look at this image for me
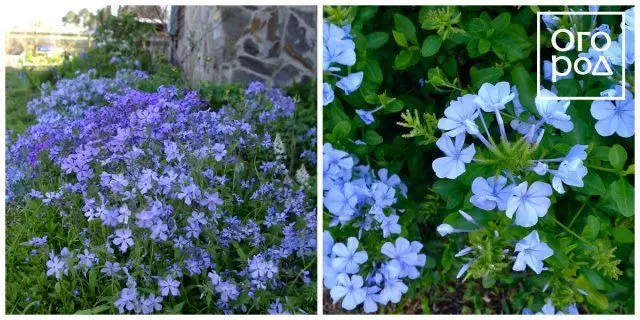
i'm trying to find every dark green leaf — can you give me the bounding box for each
[394,14,418,45]
[610,179,634,217]
[470,66,503,90]
[511,64,537,115]
[608,144,627,171]
[365,32,389,49]
[421,35,442,57]
[363,130,383,145]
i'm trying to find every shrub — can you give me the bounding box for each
[323,5,634,314]
[6,76,317,314]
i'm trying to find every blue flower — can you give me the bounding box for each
[330,273,366,311]
[522,300,579,315]
[541,14,559,32]
[363,286,381,313]
[535,89,573,132]
[473,82,514,112]
[159,276,180,296]
[590,86,634,137]
[378,268,408,305]
[323,82,334,106]
[549,159,588,194]
[46,253,66,280]
[378,214,401,238]
[512,230,554,274]
[323,24,356,71]
[624,7,634,33]
[331,237,368,274]
[323,143,354,190]
[324,183,358,224]
[470,176,513,211]
[112,228,134,253]
[336,72,364,95]
[432,133,475,179]
[506,181,552,227]
[371,181,397,208]
[381,237,426,279]
[355,106,383,125]
[438,94,480,136]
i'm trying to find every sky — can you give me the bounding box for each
[3,3,110,29]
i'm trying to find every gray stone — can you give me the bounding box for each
[273,64,299,87]
[243,38,259,56]
[232,68,266,84]
[238,55,276,76]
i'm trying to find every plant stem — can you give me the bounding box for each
[586,164,619,174]
[567,201,588,228]
[550,216,593,249]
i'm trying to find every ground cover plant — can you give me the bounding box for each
[323,5,634,314]
[5,12,317,315]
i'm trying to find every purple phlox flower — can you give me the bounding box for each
[113,228,134,253]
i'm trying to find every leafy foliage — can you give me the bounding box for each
[323,5,634,314]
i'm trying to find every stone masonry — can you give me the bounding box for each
[168,6,316,88]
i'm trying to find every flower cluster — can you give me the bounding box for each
[323,21,364,106]
[26,68,148,124]
[433,81,589,309]
[323,143,425,313]
[7,79,316,314]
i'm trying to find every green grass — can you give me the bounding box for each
[5,67,47,135]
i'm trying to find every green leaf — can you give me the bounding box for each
[363,130,383,145]
[581,215,600,240]
[612,227,634,244]
[75,305,112,315]
[365,32,389,49]
[363,59,383,84]
[467,18,489,38]
[394,13,418,45]
[492,12,511,34]
[477,38,491,54]
[393,49,419,70]
[433,179,467,209]
[482,273,496,288]
[579,171,606,196]
[384,98,404,114]
[610,179,634,217]
[511,64,537,115]
[608,144,627,171]
[392,30,408,47]
[332,120,351,140]
[470,66,503,90]
[421,35,442,57]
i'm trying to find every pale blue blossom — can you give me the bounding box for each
[355,106,383,125]
[336,72,364,95]
[590,86,634,137]
[331,237,368,274]
[432,133,475,179]
[324,183,358,224]
[513,230,554,274]
[473,82,514,112]
[535,89,573,132]
[470,176,513,211]
[330,273,366,310]
[381,237,426,279]
[323,82,334,106]
[438,94,480,136]
[506,181,552,227]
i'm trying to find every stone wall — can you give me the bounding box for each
[168,6,316,88]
